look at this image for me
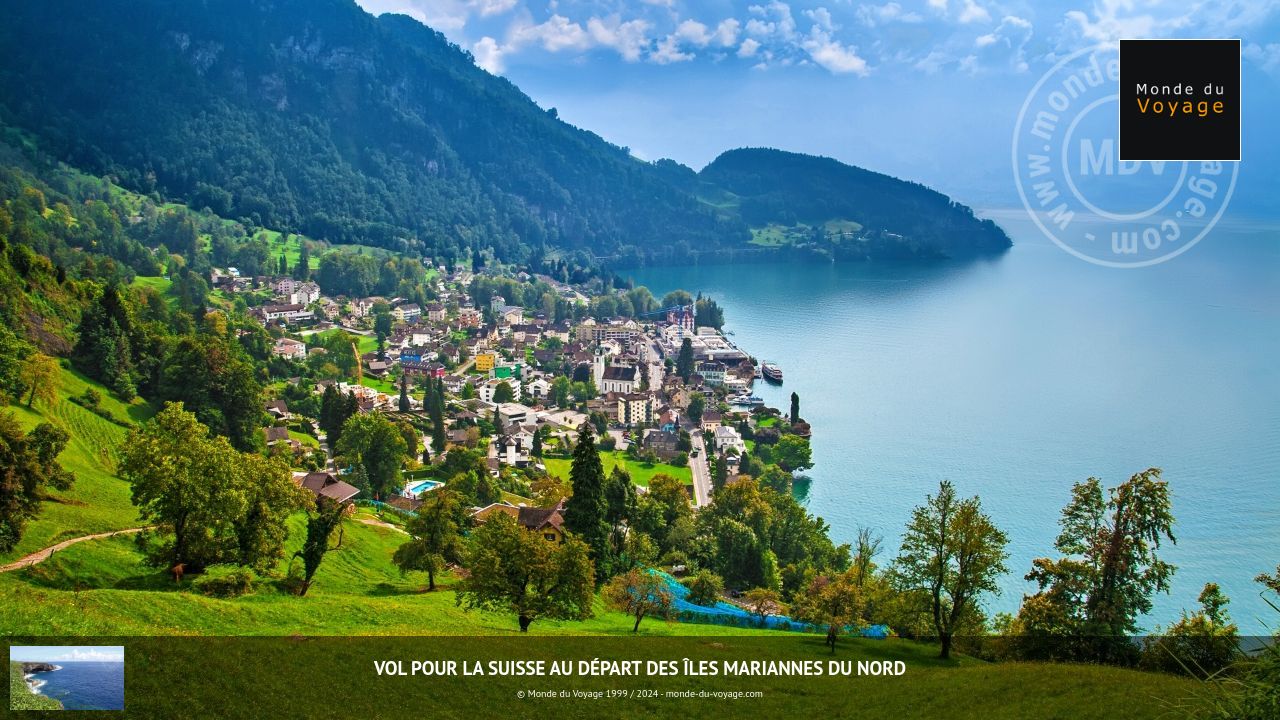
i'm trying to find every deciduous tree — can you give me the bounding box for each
[456,513,595,632]
[605,568,675,633]
[893,480,1008,659]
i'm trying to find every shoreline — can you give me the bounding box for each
[21,664,60,696]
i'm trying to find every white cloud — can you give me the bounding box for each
[957,0,990,24]
[56,648,123,662]
[587,16,652,62]
[468,0,517,18]
[802,26,869,75]
[509,14,592,52]
[674,19,712,47]
[1244,42,1280,74]
[738,37,762,57]
[712,18,741,47]
[652,34,695,64]
[856,2,923,27]
[971,15,1032,72]
[804,7,835,31]
[472,36,505,72]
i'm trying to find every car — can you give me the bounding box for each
[690,448,699,457]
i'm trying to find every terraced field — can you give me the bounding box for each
[0,367,149,563]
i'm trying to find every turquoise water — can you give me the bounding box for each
[405,479,442,496]
[626,214,1280,635]
[27,662,125,710]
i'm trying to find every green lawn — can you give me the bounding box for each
[0,366,150,564]
[9,662,62,710]
[0,516,766,637]
[543,450,692,487]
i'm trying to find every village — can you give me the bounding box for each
[216,262,810,533]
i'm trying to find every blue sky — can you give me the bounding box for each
[10,646,125,663]
[354,0,1280,211]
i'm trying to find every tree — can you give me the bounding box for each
[492,381,515,404]
[551,376,572,407]
[336,413,408,500]
[790,570,868,645]
[1011,469,1176,663]
[893,480,1009,659]
[398,374,411,412]
[393,489,465,591]
[711,452,728,491]
[687,393,705,423]
[0,414,73,552]
[293,495,347,596]
[853,527,883,589]
[676,338,694,381]
[456,513,595,632]
[19,353,58,408]
[564,423,611,581]
[789,392,800,425]
[605,568,676,633]
[772,434,813,473]
[293,240,311,280]
[531,426,543,458]
[1140,582,1239,677]
[319,386,356,448]
[684,569,724,607]
[742,587,785,625]
[120,403,305,571]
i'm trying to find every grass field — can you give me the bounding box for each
[0,367,150,564]
[0,514,772,637]
[749,219,864,247]
[543,450,693,487]
[8,662,62,710]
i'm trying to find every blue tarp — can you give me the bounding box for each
[654,570,889,637]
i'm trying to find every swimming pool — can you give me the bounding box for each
[403,479,442,498]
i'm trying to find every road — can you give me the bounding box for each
[689,431,712,507]
[0,528,150,574]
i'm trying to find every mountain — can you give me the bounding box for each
[0,0,1008,265]
[700,148,1011,260]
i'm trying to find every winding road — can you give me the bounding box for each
[0,527,148,574]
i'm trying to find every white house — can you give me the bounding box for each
[272,337,307,360]
[392,303,422,322]
[714,425,746,455]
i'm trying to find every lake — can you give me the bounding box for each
[626,212,1280,636]
[29,661,125,710]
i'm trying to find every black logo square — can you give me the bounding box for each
[1119,39,1240,161]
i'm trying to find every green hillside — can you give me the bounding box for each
[0,0,1008,266]
[1,510,762,637]
[8,662,62,711]
[0,366,147,564]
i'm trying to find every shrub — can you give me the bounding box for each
[194,569,255,598]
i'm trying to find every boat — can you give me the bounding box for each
[761,362,783,383]
[729,394,765,407]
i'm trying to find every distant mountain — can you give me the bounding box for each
[0,0,1008,265]
[700,149,1011,260]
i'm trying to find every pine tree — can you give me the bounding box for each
[398,374,411,412]
[564,423,611,582]
[790,392,800,425]
[676,338,694,381]
[294,241,311,281]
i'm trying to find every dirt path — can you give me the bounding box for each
[355,516,407,534]
[0,528,148,573]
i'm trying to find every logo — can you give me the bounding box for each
[1012,44,1238,268]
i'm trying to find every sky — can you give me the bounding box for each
[353,0,1280,212]
[10,646,125,663]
